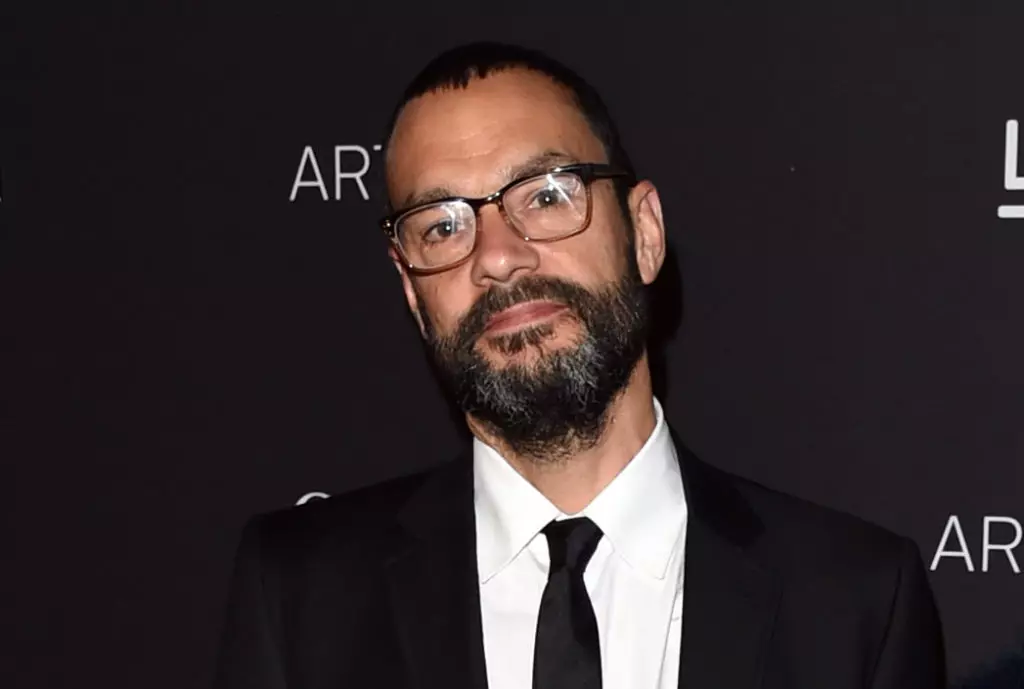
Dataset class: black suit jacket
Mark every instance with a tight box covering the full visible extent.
[213,441,946,689]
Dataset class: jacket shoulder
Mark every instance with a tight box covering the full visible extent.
[696,457,917,575]
[238,467,435,564]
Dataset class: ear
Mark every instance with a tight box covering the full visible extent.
[627,181,667,285]
[389,246,428,338]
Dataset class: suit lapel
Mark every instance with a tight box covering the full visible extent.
[674,442,783,689]
[384,457,489,689]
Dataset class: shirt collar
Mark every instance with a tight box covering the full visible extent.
[473,398,687,583]
[474,437,560,584]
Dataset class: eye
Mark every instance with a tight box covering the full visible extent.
[528,185,570,209]
[422,218,460,243]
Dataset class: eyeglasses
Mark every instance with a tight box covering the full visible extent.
[381,163,630,274]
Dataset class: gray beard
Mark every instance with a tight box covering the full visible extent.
[421,270,649,462]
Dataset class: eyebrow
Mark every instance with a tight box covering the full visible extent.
[398,150,580,210]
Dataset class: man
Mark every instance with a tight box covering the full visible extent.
[214,42,945,689]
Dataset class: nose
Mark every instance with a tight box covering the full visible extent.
[469,206,540,286]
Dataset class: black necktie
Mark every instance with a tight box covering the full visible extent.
[533,517,604,689]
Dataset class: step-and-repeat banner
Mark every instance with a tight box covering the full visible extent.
[6,7,1024,689]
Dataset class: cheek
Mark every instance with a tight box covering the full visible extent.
[416,273,477,333]
[542,218,628,286]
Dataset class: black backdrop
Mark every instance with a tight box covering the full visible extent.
[5,6,1024,689]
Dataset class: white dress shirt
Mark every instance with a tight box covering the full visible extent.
[474,398,688,689]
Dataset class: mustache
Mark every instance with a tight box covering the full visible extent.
[450,276,593,348]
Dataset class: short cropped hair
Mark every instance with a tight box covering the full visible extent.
[381,41,637,218]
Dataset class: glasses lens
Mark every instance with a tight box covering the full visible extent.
[505,172,589,239]
[397,201,476,270]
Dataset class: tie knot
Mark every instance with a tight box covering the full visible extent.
[542,517,603,573]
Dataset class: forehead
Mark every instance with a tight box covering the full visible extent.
[386,69,607,208]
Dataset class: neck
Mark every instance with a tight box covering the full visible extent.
[467,355,658,514]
